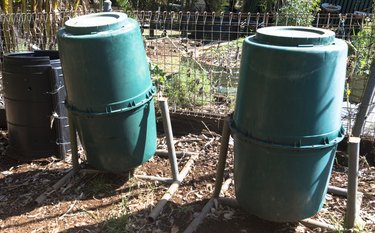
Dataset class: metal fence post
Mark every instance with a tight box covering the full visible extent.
[344,137,361,229]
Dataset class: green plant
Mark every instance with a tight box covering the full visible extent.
[85,174,113,195]
[116,0,134,14]
[351,18,375,77]
[277,0,321,26]
[203,0,227,12]
[347,15,375,104]
[258,0,278,12]
[164,58,211,107]
[105,196,130,233]
[150,63,167,94]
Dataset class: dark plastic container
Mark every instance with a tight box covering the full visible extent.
[2,51,70,159]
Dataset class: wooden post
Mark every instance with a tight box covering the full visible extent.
[213,117,231,198]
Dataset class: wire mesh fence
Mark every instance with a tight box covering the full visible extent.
[0,10,374,135]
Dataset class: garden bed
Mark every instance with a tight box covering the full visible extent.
[0,123,374,232]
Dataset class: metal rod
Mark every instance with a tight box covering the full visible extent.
[183,198,214,233]
[158,97,180,181]
[352,61,375,136]
[213,117,231,198]
[345,137,361,229]
[183,179,232,233]
[148,152,199,221]
[68,111,79,172]
[300,218,337,231]
[327,185,349,197]
[327,185,363,198]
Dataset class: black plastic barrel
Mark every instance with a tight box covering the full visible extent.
[2,51,70,159]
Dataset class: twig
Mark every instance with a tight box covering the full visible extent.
[4,181,30,191]
[300,218,337,232]
[134,175,174,183]
[59,200,77,219]
[201,120,214,138]
[164,36,208,73]
[219,178,232,196]
[173,138,203,144]
[203,137,215,149]
[35,168,76,204]
[155,149,199,159]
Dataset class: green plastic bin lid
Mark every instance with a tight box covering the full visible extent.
[255,26,335,46]
[64,12,129,35]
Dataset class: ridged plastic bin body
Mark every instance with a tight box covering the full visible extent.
[58,12,156,172]
[232,27,347,222]
[2,51,66,159]
[232,126,343,222]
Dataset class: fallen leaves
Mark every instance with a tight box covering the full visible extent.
[0,129,374,232]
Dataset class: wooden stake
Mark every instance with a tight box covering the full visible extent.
[35,168,76,204]
[213,117,231,198]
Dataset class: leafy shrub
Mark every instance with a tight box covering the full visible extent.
[351,18,375,77]
[165,58,211,107]
[277,0,321,26]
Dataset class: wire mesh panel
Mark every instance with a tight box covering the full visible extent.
[0,11,81,53]
[0,11,374,135]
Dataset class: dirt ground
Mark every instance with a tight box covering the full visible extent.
[0,124,374,233]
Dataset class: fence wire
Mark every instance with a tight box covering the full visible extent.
[0,11,375,135]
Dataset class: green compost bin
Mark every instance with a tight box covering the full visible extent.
[231,26,347,222]
[57,12,156,172]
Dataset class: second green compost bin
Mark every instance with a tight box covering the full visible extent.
[57,12,156,172]
[231,26,347,222]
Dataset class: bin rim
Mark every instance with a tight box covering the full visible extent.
[3,50,60,61]
[229,117,345,150]
[253,26,335,46]
[64,12,128,35]
[66,85,156,116]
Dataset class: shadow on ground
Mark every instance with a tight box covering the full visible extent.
[57,199,299,233]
